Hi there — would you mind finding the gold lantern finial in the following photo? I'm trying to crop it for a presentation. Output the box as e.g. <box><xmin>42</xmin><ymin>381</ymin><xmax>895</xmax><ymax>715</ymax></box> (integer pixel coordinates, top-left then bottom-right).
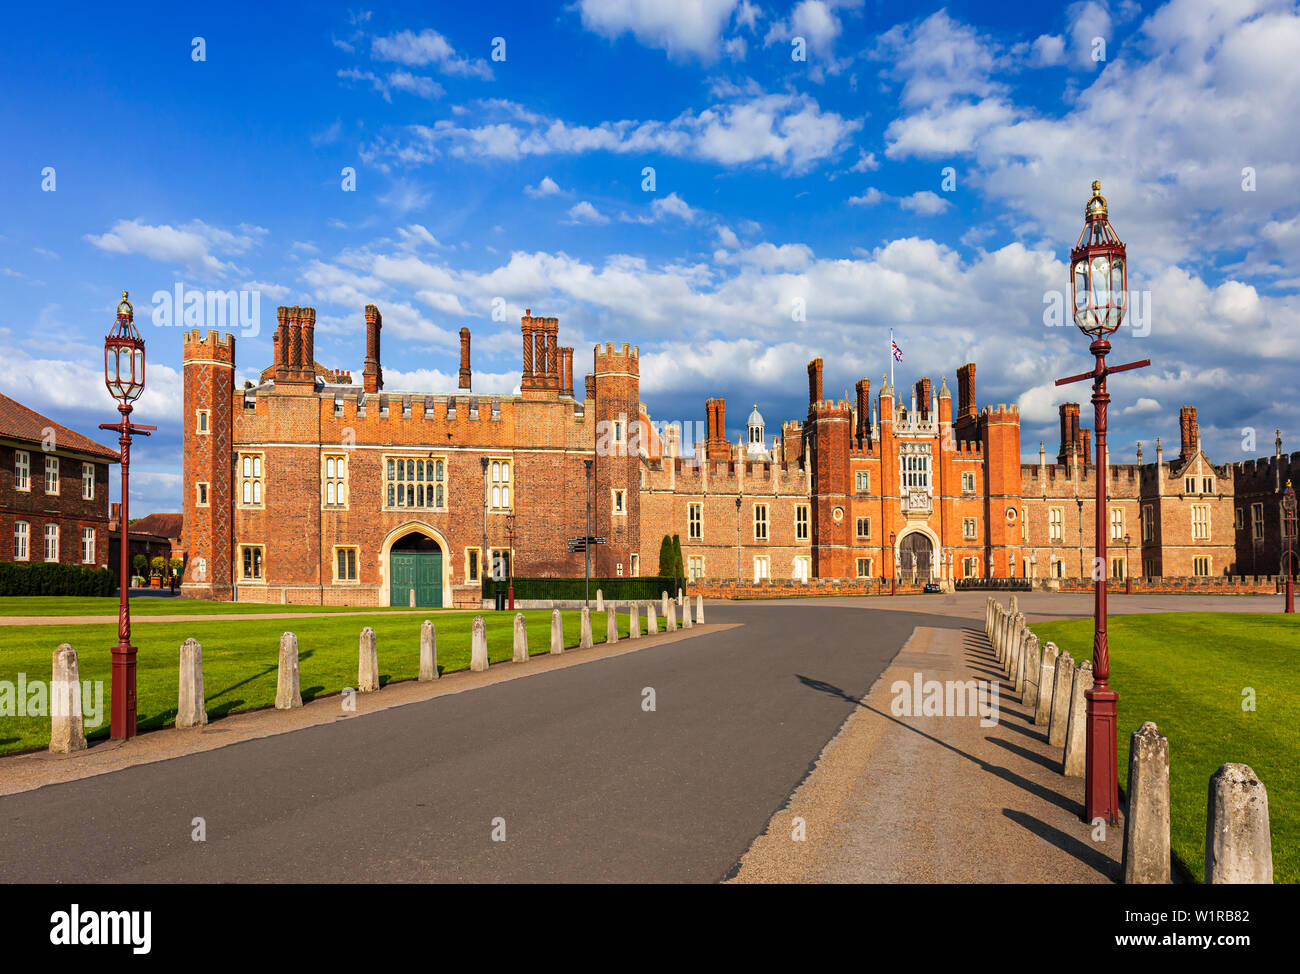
<box><xmin>1085</xmin><ymin>180</ymin><xmax>1107</xmax><ymax>219</ymax></box>
<box><xmin>116</xmin><ymin>290</ymin><xmax>133</xmax><ymax>319</ymax></box>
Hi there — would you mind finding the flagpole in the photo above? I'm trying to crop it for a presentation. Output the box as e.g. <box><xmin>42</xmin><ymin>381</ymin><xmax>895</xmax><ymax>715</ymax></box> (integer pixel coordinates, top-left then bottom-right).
<box><xmin>889</xmin><ymin>328</ymin><xmax>894</xmax><ymax>390</ymax></box>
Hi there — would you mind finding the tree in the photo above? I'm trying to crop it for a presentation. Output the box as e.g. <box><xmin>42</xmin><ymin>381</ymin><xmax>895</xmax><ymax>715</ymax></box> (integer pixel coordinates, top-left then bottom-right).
<box><xmin>132</xmin><ymin>554</ymin><xmax>148</xmax><ymax>578</ymax></box>
<box><xmin>169</xmin><ymin>558</ymin><xmax>183</xmax><ymax>577</ymax></box>
<box><xmin>150</xmin><ymin>556</ymin><xmax>166</xmax><ymax>577</ymax></box>
<box><xmin>671</xmin><ymin>534</ymin><xmax>685</xmax><ymax>591</ymax></box>
<box><xmin>658</xmin><ymin>535</ymin><xmax>674</xmax><ymax>577</ymax></box>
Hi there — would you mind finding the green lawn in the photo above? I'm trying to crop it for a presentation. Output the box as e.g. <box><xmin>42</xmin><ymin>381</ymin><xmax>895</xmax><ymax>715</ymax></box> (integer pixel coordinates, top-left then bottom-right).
<box><xmin>1029</xmin><ymin>612</ymin><xmax>1300</xmax><ymax>884</ymax></box>
<box><xmin>0</xmin><ymin>609</ymin><xmax>629</xmax><ymax>755</ymax></box>
<box><xmin>0</xmin><ymin>596</ymin><xmax>434</xmax><ymax>618</ymax></box>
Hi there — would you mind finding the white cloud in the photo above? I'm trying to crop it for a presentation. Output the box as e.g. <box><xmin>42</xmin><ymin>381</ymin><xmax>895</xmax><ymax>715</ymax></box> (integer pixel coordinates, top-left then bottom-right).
<box><xmin>84</xmin><ymin>219</ymin><xmax>265</xmax><ymax>278</ymax></box>
<box><xmin>898</xmin><ymin>191</ymin><xmax>952</xmax><ymax>215</ymax></box>
<box><xmin>371</xmin><ymin>28</ymin><xmax>493</xmax><ymax>79</ymax></box>
<box><xmin>873</xmin><ymin>9</ymin><xmax>1002</xmax><ymax>108</ymax></box>
<box><xmin>577</xmin><ymin>0</ymin><xmax>742</xmax><ymax>62</ymax></box>
<box><xmin>850</xmin><ymin>149</ymin><xmax>879</xmax><ymax>172</ymax></box>
<box><xmin>1028</xmin><ymin>33</ymin><xmax>1067</xmax><ymax>66</ymax></box>
<box><xmin>565</xmin><ymin>201</ymin><xmax>610</xmax><ymax>225</ymax></box>
<box><xmin>338</xmin><ymin>68</ymin><xmax>443</xmax><ymax>102</ymax></box>
<box><xmin>365</xmin><ymin>91</ymin><xmax>859</xmax><ymax>175</ymax></box>
<box><xmin>848</xmin><ymin>187</ymin><xmax>884</xmax><ymax>206</ymax></box>
<box><xmin>525</xmin><ymin>176</ymin><xmax>562</xmax><ymax>198</ymax></box>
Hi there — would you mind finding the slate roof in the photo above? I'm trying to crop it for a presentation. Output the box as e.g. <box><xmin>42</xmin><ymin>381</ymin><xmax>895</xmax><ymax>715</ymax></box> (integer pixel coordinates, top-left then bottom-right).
<box><xmin>0</xmin><ymin>392</ymin><xmax>119</xmax><ymax>461</ymax></box>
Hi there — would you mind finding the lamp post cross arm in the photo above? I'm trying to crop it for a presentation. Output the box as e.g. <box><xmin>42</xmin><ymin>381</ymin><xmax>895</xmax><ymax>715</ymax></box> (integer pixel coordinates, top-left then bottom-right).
<box><xmin>1055</xmin><ymin>357</ymin><xmax>1150</xmax><ymax>387</ymax></box>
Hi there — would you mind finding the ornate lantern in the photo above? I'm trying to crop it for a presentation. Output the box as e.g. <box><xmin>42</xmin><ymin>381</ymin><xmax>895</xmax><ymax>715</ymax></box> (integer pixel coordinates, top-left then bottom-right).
<box><xmin>1070</xmin><ymin>181</ymin><xmax>1127</xmax><ymax>338</ymax></box>
<box><xmin>104</xmin><ymin>291</ymin><xmax>146</xmax><ymax>403</ymax></box>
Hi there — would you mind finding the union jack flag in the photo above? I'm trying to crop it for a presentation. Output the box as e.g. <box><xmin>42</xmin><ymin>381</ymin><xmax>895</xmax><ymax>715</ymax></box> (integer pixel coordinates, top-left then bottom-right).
<box><xmin>891</xmin><ymin>338</ymin><xmax>903</xmax><ymax>362</ymax></box>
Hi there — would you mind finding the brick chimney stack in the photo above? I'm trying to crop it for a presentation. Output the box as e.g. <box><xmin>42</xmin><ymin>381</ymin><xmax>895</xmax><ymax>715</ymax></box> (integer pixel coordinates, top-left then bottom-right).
<box><xmin>914</xmin><ymin>377</ymin><xmax>931</xmax><ymax>419</ymax></box>
<box><xmin>956</xmin><ymin>363</ymin><xmax>976</xmax><ymax>420</ymax></box>
<box><xmin>275</xmin><ymin>306</ymin><xmax>290</xmax><ymax>378</ymax></box>
<box><xmin>855</xmin><ymin>378</ymin><xmax>871</xmax><ymax>443</ymax></box>
<box><xmin>363</xmin><ymin>304</ymin><xmax>383</xmax><ymax>394</ymax></box>
<box><xmin>560</xmin><ymin>347</ymin><xmax>574</xmax><ymax>397</ymax></box>
<box><xmin>300</xmin><ymin>307</ymin><xmax>315</xmax><ymax>382</ymax></box>
<box><xmin>1058</xmin><ymin>402</ymin><xmax>1081</xmax><ymax>464</ymax></box>
<box><xmin>585</xmin><ymin>372</ymin><xmax>595</xmax><ymax>401</ymax></box>
<box><xmin>1081</xmin><ymin>427</ymin><xmax>1092</xmax><ymax>467</ymax></box>
<box><xmin>807</xmin><ymin>358</ymin><xmax>824</xmax><ymax>407</ymax></box>
<box><xmin>458</xmin><ymin>327</ymin><xmax>472</xmax><ymax>389</ymax></box>
<box><xmin>1179</xmin><ymin>405</ymin><xmax>1199</xmax><ymax>459</ymax></box>
<box><xmin>706</xmin><ymin>398</ymin><xmax>729</xmax><ymax>460</ymax></box>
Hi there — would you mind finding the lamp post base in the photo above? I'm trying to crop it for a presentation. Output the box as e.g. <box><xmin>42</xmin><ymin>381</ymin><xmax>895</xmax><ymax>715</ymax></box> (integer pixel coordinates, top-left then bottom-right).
<box><xmin>1083</xmin><ymin>684</ymin><xmax>1120</xmax><ymax>824</ymax></box>
<box><xmin>110</xmin><ymin>642</ymin><xmax>138</xmax><ymax>740</ymax></box>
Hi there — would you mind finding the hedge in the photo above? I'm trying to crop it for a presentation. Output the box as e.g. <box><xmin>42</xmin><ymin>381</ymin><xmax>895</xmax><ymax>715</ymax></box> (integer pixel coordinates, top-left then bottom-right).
<box><xmin>483</xmin><ymin>575</ymin><xmax>682</xmax><ymax>602</ymax></box>
<box><xmin>0</xmin><ymin>562</ymin><xmax>117</xmax><ymax>597</ymax></box>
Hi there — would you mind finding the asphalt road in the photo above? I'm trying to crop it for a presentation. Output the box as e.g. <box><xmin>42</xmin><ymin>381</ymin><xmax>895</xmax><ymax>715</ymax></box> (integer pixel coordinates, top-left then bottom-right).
<box><xmin>0</xmin><ymin>602</ymin><xmax>967</xmax><ymax>883</ymax></box>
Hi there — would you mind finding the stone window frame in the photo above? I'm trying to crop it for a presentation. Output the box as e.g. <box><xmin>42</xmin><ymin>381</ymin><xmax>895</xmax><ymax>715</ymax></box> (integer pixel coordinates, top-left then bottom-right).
<box><xmin>1192</xmin><ymin>555</ymin><xmax>1210</xmax><ymax>577</ymax></box>
<box><xmin>44</xmin><ymin>523</ymin><xmax>59</xmax><ymax>562</ymax></box>
<box><xmin>465</xmin><ymin>547</ymin><xmax>482</xmax><ymax>583</ymax></box>
<box><xmin>14</xmin><ymin>449</ymin><xmax>30</xmax><ymax>492</ymax></box>
<box><xmin>488</xmin><ymin>547</ymin><xmax>511</xmax><ymax>580</ymax></box>
<box><xmin>239</xmin><ymin>544</ymin><xmax>265</xmax><ymax>582</ymax></box>
<box><xmin>1250</xmin><ymin>502</ymin><xmax>1264</xmax><ymax>540</ymax></box>
<box><xmin>753</xmin><ymin>503</ymin><xmax>769</xmax><ymax>542</ymax></box>
<box><xmin>1143</xmin><ymin>504</ymin><xmax>1154</xmax><ymax>541</ymax></box>
<box><xmin>322</xmin><ymin>453</ymin><xmax>350</xmax><ymax>510</ymax></box>
<box><xmin>961</xmin><ymin>471</ymin><xmax>976</xmax><ymax>494</ymax></box>
<box><xmin>44</xmin><ymin>455</ymin><xmax>59</xmax><ymax>495</ymax></box>
<box><xmin>382</xmin><ymin>454</ymin><xmax>448</xmax><ymax>512</ymax></box>
<box><xmin>1110</xmin><ymin>506</ymin><xmax>1124</xmax><ymax>541</ymax></box>
<box><xmin>195</xmin><ymin>482</ymin><xmax>210</xmax><ymax>508</ymax></box>
<box><xmin>687</xmin><ymin>503</ymin><xmax>702</xmax><ymax>540</ymax></box>
<box><xmin>855</xmin><ymin>557</ymin><xmax>872</xmax><ymax>578</ymax></box>
<box><xmin>332</xmin><ymin>545</ymin><xmax>359</xmax><ymax>584</ymax></box>
<box><xmin>854</xmin><ymin>470</ymin><xmax>870</xmax><ymax>493</ymax></box>
<box><xmin>1191</xmin><ymin>503</ymin><xmax>1210</xmax><ymax>542</ymax></box>
<box><xmin>196</xmin><ymin>409</ymin><xmax>210</xmax><ymax>435</ymax></box>
<box><xmin>855</xmin><ymin>516</ymin><xmax>870</xmax><ymax>540</ymax></box>
<box><xmin>795</xmin><ymin>504</ymin><xmax>810</xmax><ymax>540</ymax></box>
<box><xmin>82</xmin><ymin>462</ymin><xmax>95</xmax><ymax>501</ymax></box>
<box><xmin>81</xmin><ymin>526</ymin><xmax>95</xmax><ymax>564</ymax></box>
<box><xmin>1049</xmin><ymin>506</ymin><xmax>1064</xmax><ymax>541</ymax></box>
<box><xmin>752</xmin><ymin>554</ymin><xmax>770</xmax><ymax>582</ymax></box>
<box><xmin>237</xmin><ymin>452</ymin><xmax>265</xmax><ymax>509</ymax></box>
<box><xmin>687</xmin><ymin>555</ymin><xmax>705</xmax><ymax>582</ymax></box>
<box><xmin>962</xmin><ymin>517</ymin><xmax>977</xmax><ymax>540</ymax></box>
<box><xmin>13</xmin><ymin>520</ymin><xmax>29</xmax><ymax>561</ymax></box>
<box><xmin>630</xmin><ymin>553</ymin><xmax>639</xmax><ymax>577</ymax></box>
<box><xmin>611</xmin><ymin>488</ymin><xmax>627</xmax><ymax>516</ymax></box>
<box><xmin>793</xmin><ymin>555</ymin><xmax>811</xmax><ymax>581</ymax></box>
<box><xmin>488</xmin><ymin>457</ymin><xmax>513</xmax><ymax>511</ymax></box>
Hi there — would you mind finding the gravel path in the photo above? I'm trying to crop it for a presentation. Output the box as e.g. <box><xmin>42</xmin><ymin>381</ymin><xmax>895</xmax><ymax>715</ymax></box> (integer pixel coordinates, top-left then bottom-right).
<box><xmin>730</xmin><ymin>624</ymin><xmax>1122</xmax><ymax>883</ymax></box>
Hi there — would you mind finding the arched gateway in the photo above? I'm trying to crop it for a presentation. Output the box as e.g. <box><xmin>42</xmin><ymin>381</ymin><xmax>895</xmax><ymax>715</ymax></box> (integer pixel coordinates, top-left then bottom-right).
<box><xmin>898</xmin><ymin>532</ymin><xmax>933</xmax><ymax>582</ymax></box>
<box><xmin>388</xmin><ymin>531</ymin><xmax>444</xmax><ymax>607</ymax></box>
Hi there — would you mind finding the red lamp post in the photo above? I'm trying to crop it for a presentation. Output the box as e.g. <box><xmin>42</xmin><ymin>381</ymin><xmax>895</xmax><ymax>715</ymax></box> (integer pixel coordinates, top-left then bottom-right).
<box><xmin>1283</xmin><ymin>480</ymin><xmax>1296</xmax><ymax>614</ymax></box>
<box><xmin>889</xmin><ymin>531</ymin><xmax>896</xmax><ymax>596</ymax></box>
<box><xmin>99</xmin><ymin>292</ymin><xmax>156</xmax><ymax>740</ymax></box>
<box><xmin>1055</xmin><ymin>182</ymin><xmax>1150</xmax><ymax>824</ymax></box>
<box><xmin>1124</xmin><ymin>533</ymin><xmax>1132</xmax><ymax>595</ymax></box>
<box><xmin>505</xmin><ymin>513</ymin><xmax>516</xmax><ymax>611</ymax></box>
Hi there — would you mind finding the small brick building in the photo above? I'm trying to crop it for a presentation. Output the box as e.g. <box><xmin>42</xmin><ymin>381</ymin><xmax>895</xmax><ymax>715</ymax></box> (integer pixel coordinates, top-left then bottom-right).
<box><xmin>0</xmin><ymin>392</ymin><xmax>117</xmax><ymax>568</ymax></box>
<box><xmin>181</xmin><ymin>305</ymin><xmax>1291</xmax><ymax>606</ymax></box>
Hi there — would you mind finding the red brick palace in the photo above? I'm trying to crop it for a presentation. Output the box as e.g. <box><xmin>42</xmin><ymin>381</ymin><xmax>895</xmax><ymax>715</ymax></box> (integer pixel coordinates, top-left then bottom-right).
<box><xmin>179</xmin><ymin>306</ymin><xmax>1296</xmax><ymax>606</ymax></box>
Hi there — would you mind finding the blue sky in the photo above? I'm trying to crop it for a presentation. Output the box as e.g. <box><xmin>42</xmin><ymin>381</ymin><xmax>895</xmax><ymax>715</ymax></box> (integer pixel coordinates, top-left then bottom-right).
<box><xmin>2</xmin><ymin>0</ymin><xmax>1297</xmax><ymax>514</ymax></box>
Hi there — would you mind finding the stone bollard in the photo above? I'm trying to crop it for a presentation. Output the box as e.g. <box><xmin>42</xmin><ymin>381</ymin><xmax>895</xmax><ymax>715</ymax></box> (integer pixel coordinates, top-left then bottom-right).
<box><xmin>661</xmin><ymin>591</ymin><xmax>669</xmax><ymax>617</ymax></box>
<box><xmin>1034</xmin><ymin>642</ymin><xmax>1060</xmax><ymax>726</ymax></box>
<box><xmin>470</xmin><ymin>616</ymin><xmax>489</xmax><ymax>671</ymax></box>
<box><xmin>1047</xmin><ymin>651</ymin><xmax>1074</xmax><ymax>747</ymax></box>
<box><xmin>986</xmin><ymin>597</ymin><xmax>993</xmax><ymax>638</ymax></box>
<box><xmin>647</xmin><ymin>603</ymin><xmax>659</xmax><ymax>634</ymax></box>
<box><xmin>358</xmin><ymin>627</ymin><xmax>379</xmax><ymax>692</ymax></box>
<box><xmin>667</xmin><ymin>602</ymin><xmax>678</xmax><ymax>631</ymax></box>
<box><xmin>550</xmin><ymin>609</ymin><xmax>564</xmax><ymax>656</ymax></box>
<box><xmin>696</xmin><ymin>594</ymin><xmax>705</xmax><ymax>624</ymax></box>
<box><xmin>1205</xmin><ymin>764</ymin><xmax>1273</xmax><ymax>884</ymax></box>
<box><xmin>596</xmin><ymin>588</ymin><xmax>604</xmax><ymax>612</ymax></box>
<box><xmin>1005</xmin><ymin>616</ymin><xmax>1019</xmax><ymax>679</ymax></box>
<box><xmin>1122</xmin><ymin>722</ymin><xmax>1171</xmax><ymax>884</ymax></box>
<box><xmin>606</xmin><ymin>606</ymin><xmax>618</xmax><ymax>644</ymax></box>
<box><xmin>177</xmin><ymin>637</ymin><xmax>207</xmax><ymax>729</ymax></box>
<box><xmin>683</xmin><ymin>598</ymin><xmax>693</xmax><ymax>628</ymax></box>
<box><xmin>409</xmin><ymin>589</ymin><xmax>416</xmax><ymax>608</ymax></box>
<box><xmin>49</xmin><ymin>644</ymin><xmax>87</xmax><ymax>753</ymax></box>
<box><xmin>1062</xmin><ymin>661</ymin><xmax>1094</xmax><ymax>776</ymax></box>
<box><xmin>630</xmin><ymin>603</ymin><xmax>641</xmax><ymax>639</ymax></box>
<box><xmin>996</xmin><ymin>607</ymin><xmax>1007</xmax><ymax>661</ymax></box>
<box><xmin>419</xmin><ymin>621</ymin><xmax>438</xmax><ymax>680</ymax></box>
<box><xmin>1021</xmin><ymin>633</ymin><xmax>1041</xmax><ymax>710</ymax></box>
<box><xmin>580</xmin><ymin>607</ymin><xmax>593</xmax><ymax>648</ymax></box>
<box><xmin>276</xmin><ymin>632</ymin><xmax>303</xmax><ymax>709</ymax></box>
<box><xmin>513</xmin><ymin>612</ymin><xmax>529</xmax><ymax>663</ymax></box>
<box><xmin>1009</xmin><ymin>614</ymin><xmax>1025</xmax><ymax>681</ymax></box>
<box><xmin>678</xmin><ymin>589</ymin><xmax>684</xmax><ymax>607</ymax></box>
<box><xmin>1009</xmin><ymin>593</ymin><xmax>1018</xmax><ymax>616</ymax></box>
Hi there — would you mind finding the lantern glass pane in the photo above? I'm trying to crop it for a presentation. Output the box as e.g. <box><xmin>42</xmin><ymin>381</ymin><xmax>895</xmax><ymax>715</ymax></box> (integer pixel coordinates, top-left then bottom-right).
<box><xmin>1073</xmin><ymin>263</ymin><xmax>1087</xmax><ymax>310</ymax></box>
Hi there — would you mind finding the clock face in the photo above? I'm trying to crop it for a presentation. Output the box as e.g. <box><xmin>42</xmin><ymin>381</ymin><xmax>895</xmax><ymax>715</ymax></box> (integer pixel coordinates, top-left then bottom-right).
<box><xmin>832</xmin><ymin>506</ymin><xmax>844</xmax><ymax>522</ymax></box>
<box><xmin>1006</xmin><ymin>507</ymin><xmax>1017</xmax><ymax>522</ymax></box>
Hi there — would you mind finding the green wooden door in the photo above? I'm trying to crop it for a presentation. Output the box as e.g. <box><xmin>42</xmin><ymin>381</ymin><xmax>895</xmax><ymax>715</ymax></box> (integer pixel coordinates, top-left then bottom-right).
<box><xmin>390</xmin><ymin>550</ymin><xmax>443</xmax><ymax>607</ymax></box>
